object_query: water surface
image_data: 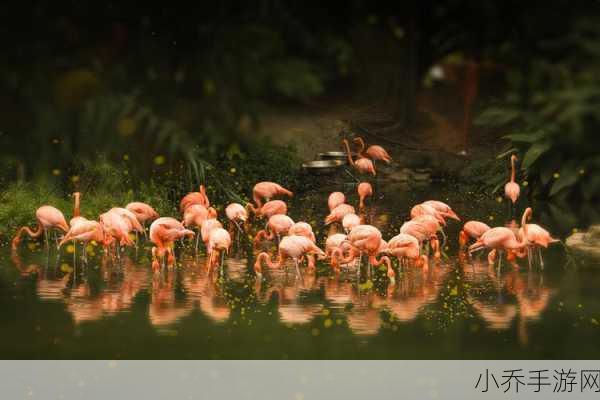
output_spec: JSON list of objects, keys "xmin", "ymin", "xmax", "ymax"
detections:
[{"xmin": 1, "ymin": 179, "xmax": 599, "ymax": 359}]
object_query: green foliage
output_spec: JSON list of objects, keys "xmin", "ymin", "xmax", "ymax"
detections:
[
  {"xmin": 476, "ymin": 18, "xmax": 600, "ymax": 201},
  {"xmin": 0, "ymin": 181, "xmax": 69, "ymax": 237}
]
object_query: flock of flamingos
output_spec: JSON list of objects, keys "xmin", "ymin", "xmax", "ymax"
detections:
[{"xmin": 10, "ymin": 138, "xmax": 559, "ymax": 283}]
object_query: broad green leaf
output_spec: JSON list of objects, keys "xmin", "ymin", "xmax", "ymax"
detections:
[
  {"xmin": 503, "ymin": 130, "xmax": 547, "ymax": 143},
  {"xmin": 474, "ymin": 107, "xmax": 520, "ymax": 126},
  {"xmin": 522, "ymin": 141, "xmax": 551, "ymax": 169}
]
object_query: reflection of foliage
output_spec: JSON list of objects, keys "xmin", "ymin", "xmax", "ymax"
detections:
[{"xmin": 476, "ymin": 19, "xmax": 600, "ymax": 201}]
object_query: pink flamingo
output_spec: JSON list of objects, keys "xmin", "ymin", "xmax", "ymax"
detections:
[
  {"xmin": 384, "ymin": 233, "xmax": 428, "ymax": 269},
  {"xmin": 342, "ymin": 213, "xmax": 361, "ymax": 233},
  {"xmin": 459, "ymin": 221, "xmax": 491, "ymax": 249},
  {"xmin": 59, "ymin": 220, "xmax": 106, "ymax": 263},
  {"xmin": 328, "ymin": 192, "xmax": 346, "ymax": 212},
  {"xmin": 206, "ymin": 228, "xmax": 232, "ymax": 273},
  {"xmin": 357, "ymin": 182, "xmax": 373, "ymax": 211},
  {"xmin": 183, "ymin": 205, "xmax": 217, "ymax": 252},
  {"xmin": 246, "ymin": 199, "xmax": 288, "ymax": 220},
  {"xmin": 422, "ymin": 200, "xmax": 460, "ymax": 221},
  {"xmin": 353, "ymin": 137, "xmax": 392, "ymax": 163},
  {"xmin": 326, "ymin": 233, "xmax": 351, "ymax": 270},
  {"xmin": 517, "ymin": 207, "xmax": 559, "ymax": 268},
  {"xmin": 325, "ymin": 203, "xmax": 356, "ymax": 225},
  {"xmin": 108, "ymin": 207, "xmax": 145, "ymax": 237},
  {"xmin": 289, "ymin": 221, "xmax": 316, "ymax": 243},
  {"xmin": 254, "ymin": 235, "xmax": 326, "ymax": 279},
  {"xmin": 99, "ymin": 210, "xmax": 135, "ymax": 250},
  {"xmin": 469, "ymin": 227, "xmax": 526, "ymax": 267},
  {"xmin": 410, "ymin": 203, "xmax": 446, "ymax": 226},
  {"xmin": 125, "ymin": 202, "xmax": 159, "ymax": 227},
  {"xmin": 342, "ymin": 139, "xmax": 376, "ymax": 176},
  {"xmin": 410, "ymin": 215, "xmax": 443, "ymax": 258},
  {"xmin": 504, "ymin": 154, "xmax": 520, "ymax": 205},
  {"xmin": 12, "ymin": 205, "xmax": 69, "ymax": 250},
  {"xmin": 252, "ymin": 181, "xmax": 293, "ymax": 208},
  {"xmin": 341, "ymin": 225, "xmax": 395, "ymax": 282},
  {"xmin": 200, "ymin": 218, "xmax": 223, "ymax": 250},
  {"xmin": 180, "ymin": 184, "xmax": 210, "ymax": 213},
  {"xmin": 225, "ymin": 203, "xmax": 248, "ymax": 243},
  {"xmin": 149, "ymin": 217, "xmax": 194, "ymax": 271},
  {"xmin": 253, "ymin": 214, "xmax": 295, "ymax": 248}
]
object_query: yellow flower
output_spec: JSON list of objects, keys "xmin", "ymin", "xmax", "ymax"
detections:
[
  {"xmin": 553, "ymin": 172, "xmax": 560, "ymax": 179},
  {"xmin": 496, "ymin": 196, "xmax": 503, "ymax": 203},
  {"xmin": 52, "ymin": 169, "xmax": 61, "ymax": 176},
  {"xmin": 66, "ymin": 245, "xmax": 75, "ymax": 254},
  {"xmin": 52, "ymin": 138, "xmax": 60, "ymax": 144},
  {"xmin": 488, "ymin": 215, "xmax": 495, "ymax": 221},
  {"xmin": 230, "ymin": 167, "xmax": 236, "ymax": 174},
  {"xmin": 71, "ymin": 175, "xmax": 80, "ymax": 183},
  {"xmin": 154, "ymin": 155, "xmax": 166, "ymax": 165},
  {"xmin": 123, "ymin": 154, "xmax": 129, "ymax": 161},
  {"xmin": 522, "ymin": 181, "xmax": 528, "ymax": 186},
  {"xmin": 579, "ymin": 168, "xmax": 585, "ymax": 175},
  {"xmin": 323, "ymin": 319, "xmax": 333, "ymax": 328}
]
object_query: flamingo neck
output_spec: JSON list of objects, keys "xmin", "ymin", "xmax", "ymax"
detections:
[
  {"xmin": 342, "ymin": 139, "xmax": 354, "ymax": 164},
  {"xmin": 356, "ymin": 137, "xmax": 366, "ymax": 156},
  {"xmin": 256, "ymin": 252, "xmax": 280, "ymax": 269},
  {"xmin": 73, "ymin": 194, "xmax": 80, "ymax": 218},
  {"xmin": 520, "ymin": 209, "xmax": 531, "ymax": 244},
  {"xmin": 510, "ymin": 156, "xmax": 516, "ymax": 183}
]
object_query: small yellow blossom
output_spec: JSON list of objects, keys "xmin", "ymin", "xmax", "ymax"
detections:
[
  {"xmin": 52, "ymin": 169, "xmax": 61, "ymax": 176},
  {"xmin": 553, "ymin": 172, "xmax": 560, "ymax": 179},
  {"xmin": 154, "ymin": 155, "xmax": 166, "ymax": 165},
  {"xmin": 123, "ymin": 154, "xmax": 129, "ymax": 161},
  {"xmin": 66, "ymin": 245, "xmax": 75, "ymax": 254},
  {"xmin": 71, "ymin": 175, "xmax": 80, "ymax": 183}
]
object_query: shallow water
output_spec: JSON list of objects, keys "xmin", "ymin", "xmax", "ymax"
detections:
[{"xmin": 1, "ymin": 179, "xmax": 599, "ymax": 359}]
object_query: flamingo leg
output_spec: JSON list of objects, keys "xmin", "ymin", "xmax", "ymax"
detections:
[
  {"xmin": 538, "ymin": 247, "xmax": 544, "ymax": 269},
  {"xmin": 195, "ymin": 229, "xmax": 201, "ymax": 254},
  {"xmin": 220, "ymin": 250, "xmax": 225, "ymax": 276},
  {"xmin": 294, "ymin": 258, "xmax": 303, "ymax": 282},
  {"xmin": 527, "ymin": 247, "xmax": 532, "ymax": 270}
]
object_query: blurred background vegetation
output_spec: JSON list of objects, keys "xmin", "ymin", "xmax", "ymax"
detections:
[{"xmin": 0, "ymin": 1, "xmax": 598, "ymax": 233}]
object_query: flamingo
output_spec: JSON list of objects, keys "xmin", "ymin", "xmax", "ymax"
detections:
[
  {"xmin": 108, "ymin": 207, "xmax": 145, "ymax": 237},
  {"xmin": 384, "ymin": 233, "xmax": 428, "ymax": 269},
  {"xmin": 342, "ymin": 213, "xmax": 361, "ymax": 233},
  {"xmin": 59, "ymin": 220, "xmax": 106, "ymax": 263},
  {"xmin": 341, "ymin": 225, "xmax": 395, "ymax": 282},
  {"xmin": 254, "ymin": 235, "xmax": 325, "ymax": 279},
  {"xmin": 12, "ymin": 205, "xmax": 69, "ymax": 250},
  {"xmin": 99, "ymin": 210, "xmax": 135, "ymax": 250},
  {"xmin": 353, "ymin": 137, "xmax": 392, "ymax": 163},
  {"xmin": 504, "ymin": 154, "xmax": 520, "ymax": 205},
  {"xmin": 326, "ymin": 233, "xmax": 351, "ymax": 270},
  {"xmin": 469, "ymin": 227, "xmax": 526, "ymax": 267},
  {"xmin": 149, "ymin": 217, "xmax": 194, "ymax": 271},
  {"xmin": 253, "ymin": 214, "xmax": 295, "ymax": 248},
  {"xmin": 357, "ymin": 182, "xmax": 373, "ymax": 211},
  {"xmin": 459, "ymin": 221, "xmax": 491, "ymax": 249},
  {"xmin": 125, "ymin": 202, "xmax": 159, "ymax": 227},
  {"xmin": 422, "ymin": 200, "xmax": 460, "ymax": 221},
  {"xmin": 246, "ymin": 200, "xmax": 287, "ymax": 219},
  {"xmin": 410, "ymin": 203, "xmax": 446, "ymax": 226},
  {"xmin": 183, "ymin": 205, "xmax": 217, "ymax": 253},
  {"xmin": 180, "ymin": 184, "xmax": 210, "ymax": 213},
  {"xmin": 200, "ymin": 218, "xmax": 224, "ymax": 250},
  {"xmin": 411, "ymin": 215, "xmax": 443, "ymax": 258},
  {"xmin": 206, "ymin": 228, "xmax": 231, "ymax": 273},
  {"xmin": 342, "ymin": 139, "xmax": 376, "ymax": 175},
  {"xmin": 252, "ymin": 181, "xmax": 293, "ymax": 208},
  {"xmin": 325, "ymin": 203, "xmax": 356, "ymax": 225},
  {"xmin": 517, "ymin": 207, "xmax": 559, "ymax": 268},
  {"xmin": 288, "ymin": 221, "xmax": 316, "ymax": 243},
  {"xmin": 225, "ymin": 203, "xmax": 248, "ymax": 243},
  {"xmin": 328, "ymin": 192, "xmax": 346, "ymax": 212}
]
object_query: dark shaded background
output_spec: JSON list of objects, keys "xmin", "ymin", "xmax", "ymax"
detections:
[{"xmin": 0, "ymin": 1, "xmax": 598, "ymax": 205}]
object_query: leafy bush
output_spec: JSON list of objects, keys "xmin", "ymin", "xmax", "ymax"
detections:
[{"xmin": 476, "ymin": 19, "xmax": 600, "ymax": 201}]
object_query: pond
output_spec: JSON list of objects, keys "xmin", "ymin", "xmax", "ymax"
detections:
[{"xmin": 1, "ymin": 178, "xmax": 599, "ymax": 359}]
